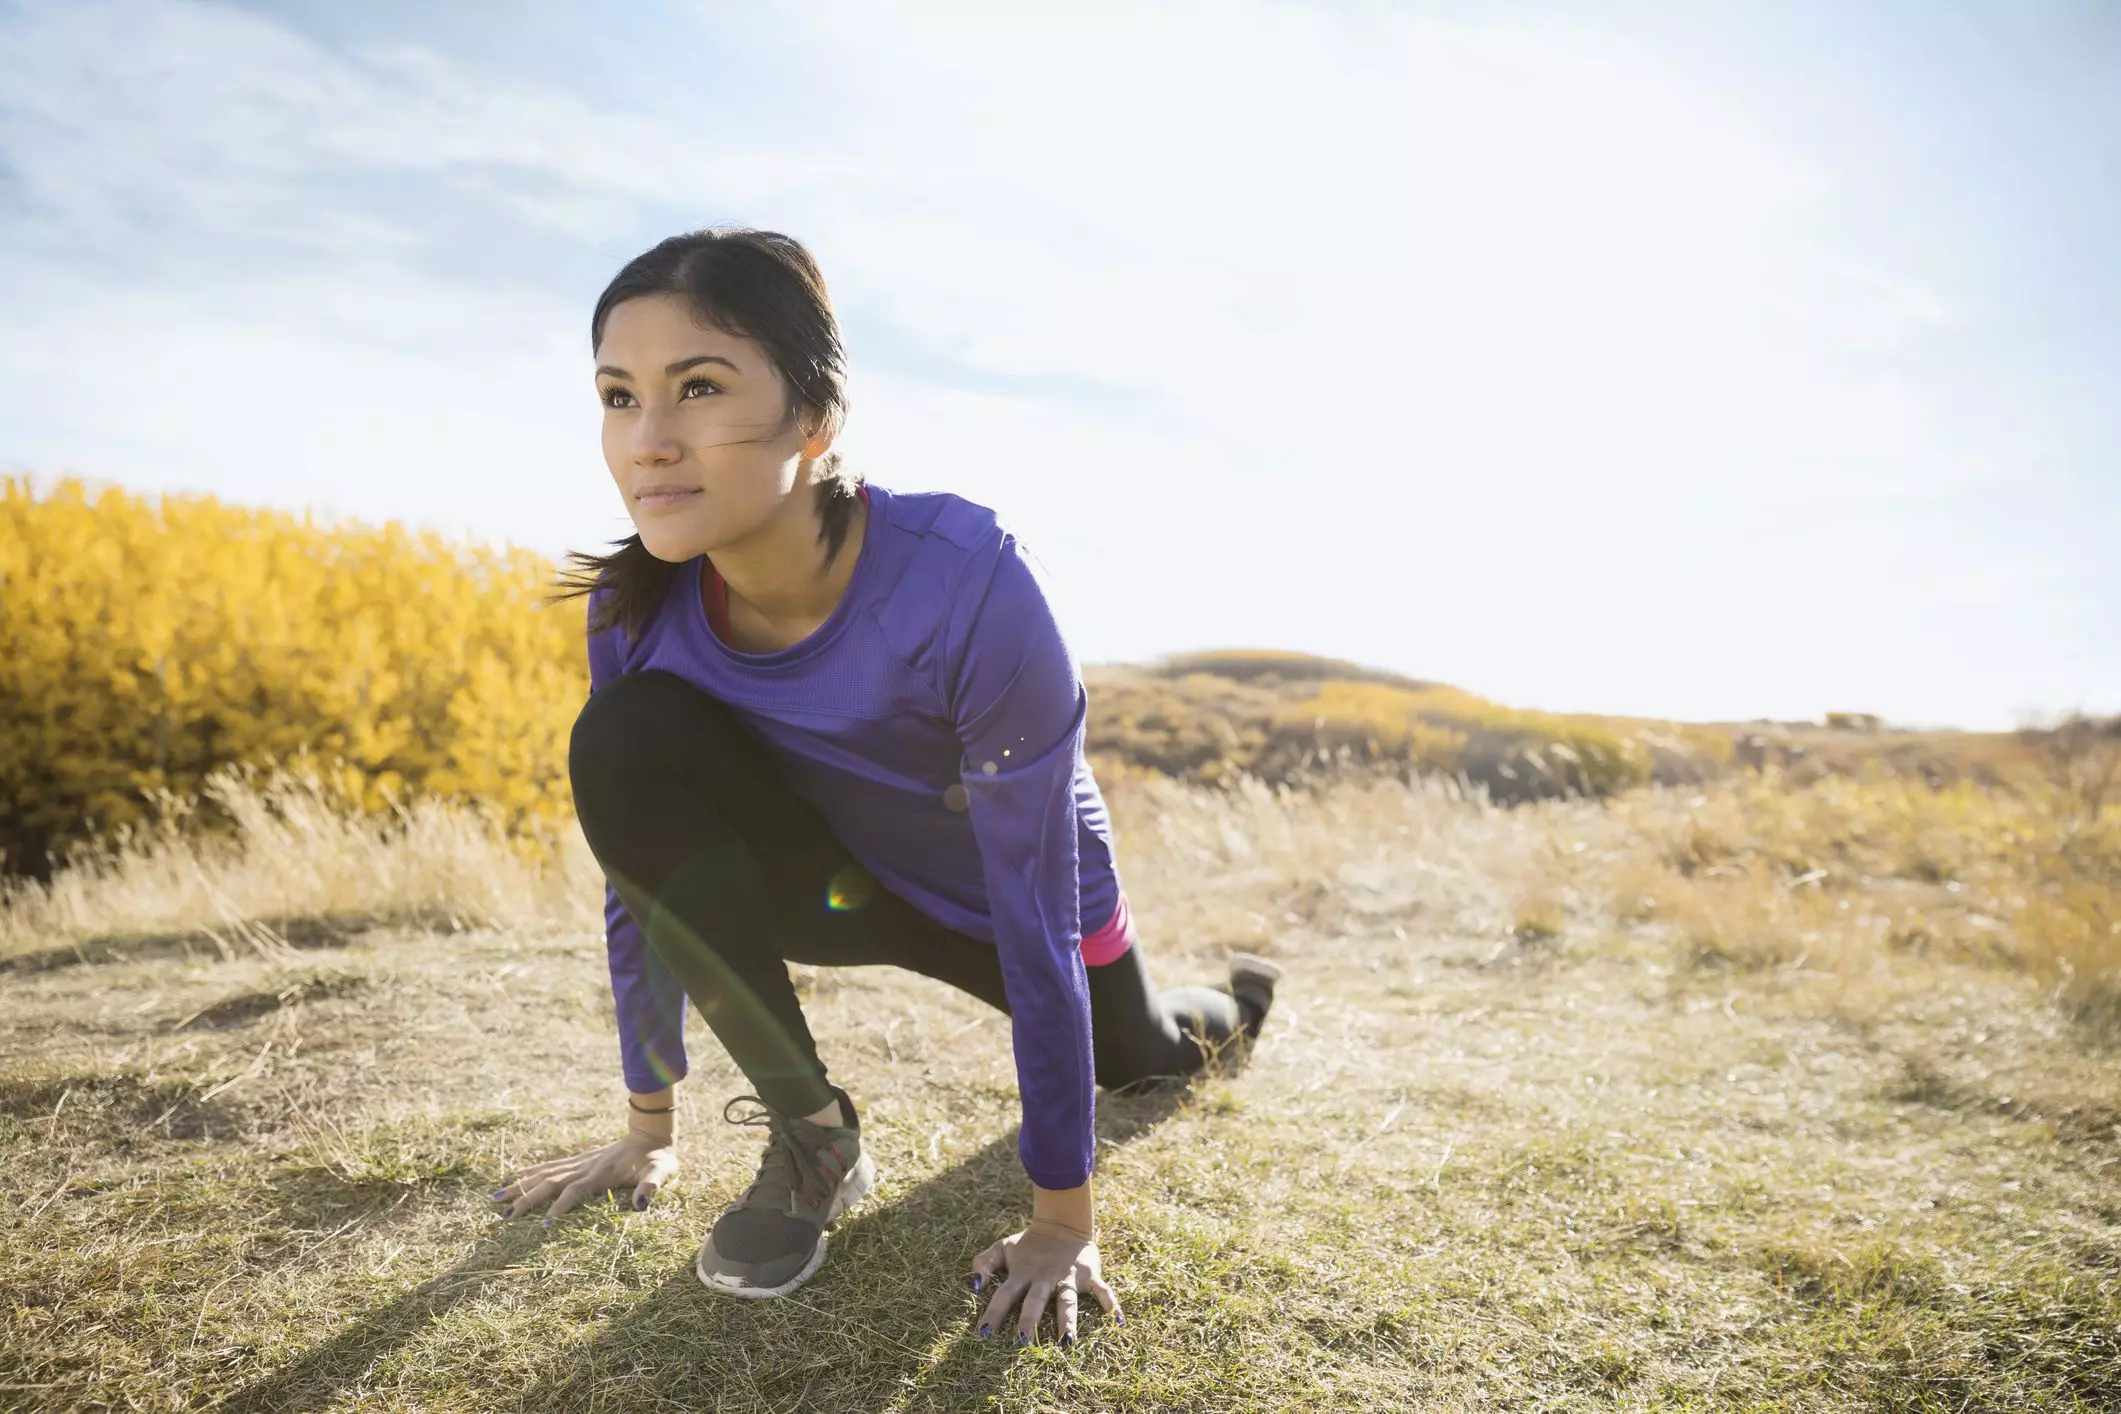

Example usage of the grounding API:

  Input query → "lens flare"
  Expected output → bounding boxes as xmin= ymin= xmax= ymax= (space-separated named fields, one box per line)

xmin=826 ymin=866 xmax=876 ymax=912
xmin=642 ymin=1046 xmax=684 ymax=1088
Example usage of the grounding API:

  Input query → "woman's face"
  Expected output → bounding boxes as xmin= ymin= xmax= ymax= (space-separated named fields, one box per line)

xmin=594 ymin=292 xmax=818 ymax=563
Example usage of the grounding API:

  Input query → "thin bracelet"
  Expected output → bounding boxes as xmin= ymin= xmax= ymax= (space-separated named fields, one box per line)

xmin=627 ymin=1097 xmax=677 ymax=1114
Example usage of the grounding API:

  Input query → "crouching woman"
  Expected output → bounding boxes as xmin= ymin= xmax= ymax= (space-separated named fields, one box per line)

xmin=499 ymin=226 xmax=1280 ymax=1347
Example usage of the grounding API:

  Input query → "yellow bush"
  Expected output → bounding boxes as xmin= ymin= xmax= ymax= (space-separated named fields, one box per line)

xmin=1272 ymin=681 xmax=1470 ymax=769
xmin=1825 ymin=710 xmax=1883 ymax=732
xmin=1271 ymin=680 xmax=1654 ymax=798
xmin=0 ymin=475 xmax=587 ymax=875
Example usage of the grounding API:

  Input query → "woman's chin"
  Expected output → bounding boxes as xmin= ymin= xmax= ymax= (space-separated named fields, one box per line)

xmin=635 ymin=526 xmax=711 ymax=563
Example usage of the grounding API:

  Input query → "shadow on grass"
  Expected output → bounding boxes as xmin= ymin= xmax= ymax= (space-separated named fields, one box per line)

xmin=223 ymin=1083 xmax=1189 ymax=1413
xmin=0 ymin=1068 xmax=253 ymax=1142
xmin=0 ymin=912 xmax=378 ymax=974
xmin=514 ymin=1083 xmax=1186 ymax=1412
xmin=218 ymin=1219 xmax=564 ymax=1414
xmin=162 ymin=969 xmax=375 ymax=1032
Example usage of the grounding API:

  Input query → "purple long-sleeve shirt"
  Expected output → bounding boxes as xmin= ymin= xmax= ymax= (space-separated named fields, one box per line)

xmin=584 ymin=481 xmax=1122 ymax=1189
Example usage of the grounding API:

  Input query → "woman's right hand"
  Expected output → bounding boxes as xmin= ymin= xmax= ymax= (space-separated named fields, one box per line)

xmin=492 ymin=1132 xmax=679 ymax=1221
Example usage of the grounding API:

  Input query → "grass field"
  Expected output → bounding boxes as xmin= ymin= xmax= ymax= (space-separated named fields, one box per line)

xmin=4 ymin=758 xmax=2119 ymax=1411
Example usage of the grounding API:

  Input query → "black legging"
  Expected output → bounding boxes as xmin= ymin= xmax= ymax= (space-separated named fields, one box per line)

xmin=568 ymin=668 xmax=1245 ymax=1121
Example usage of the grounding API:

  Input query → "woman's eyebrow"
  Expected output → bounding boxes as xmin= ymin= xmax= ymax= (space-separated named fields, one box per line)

xmin=595 ymin=354 xmax=742 ymax=381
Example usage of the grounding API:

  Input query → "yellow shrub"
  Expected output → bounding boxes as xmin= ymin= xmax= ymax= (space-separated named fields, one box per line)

xmin=0 ymin=476 xmax=587 ymax=875
xmin=1271 ymin=680 xmax=1654 ymax=798
xmin=1273 ymin=681 xmax=1469 ymax=767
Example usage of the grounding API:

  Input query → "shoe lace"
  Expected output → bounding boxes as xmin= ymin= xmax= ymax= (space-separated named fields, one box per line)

xmin=723 ymin=1095 xmax=833 ymax=1215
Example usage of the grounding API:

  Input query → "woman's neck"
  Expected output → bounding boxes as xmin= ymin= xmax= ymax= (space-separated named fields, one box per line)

xmin=710 ymin=481 xmax=867 ymax=645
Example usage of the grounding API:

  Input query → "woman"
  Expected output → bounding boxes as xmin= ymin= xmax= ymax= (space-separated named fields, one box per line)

xmin=499 ymin=227 xmax=1281 ymax=1348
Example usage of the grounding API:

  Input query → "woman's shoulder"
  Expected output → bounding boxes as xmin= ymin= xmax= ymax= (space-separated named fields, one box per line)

xmin=874 ymin=482 xmax=1060 ymax=605
xmin=864 ymin=483 xmax=1059 ymax=673
xmin=583 ymin=563 xmax=687 ymax=681
xmin=871 ymin=482 xmax=1009 ymax=556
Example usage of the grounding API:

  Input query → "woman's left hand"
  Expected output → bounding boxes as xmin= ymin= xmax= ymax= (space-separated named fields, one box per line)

xmin=969 ymin=1225 xmax=1121 ymax=1346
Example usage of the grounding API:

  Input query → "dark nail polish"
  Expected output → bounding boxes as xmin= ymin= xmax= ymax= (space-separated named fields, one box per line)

xmin=1062 ymin=1334 xmax=1075 ymax=1349
xmin=1115 ymin=1312 xmax=1125 ymax=1325
xmin=971 ymin=1275 xmax=983 ymax=1292
xmin=978 ymin=1324 xmax=990 ymax=1339
xmin=634 ymin=1193 xmax=648 ymax=1211
xmin=540 ymin=1217 xmax=552 ymax=1228
xmin=490 ymin=1189 xmax=507 ymax=1199
xmin=1016 ymin=1331 xmax=1030 ymax=1347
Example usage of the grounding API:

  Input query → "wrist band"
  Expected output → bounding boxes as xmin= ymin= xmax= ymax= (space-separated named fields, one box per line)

xmin=1026 ymin=1216 xmax=1096 ymax=1245
xmin=628 ymin=1097 xmax=676 ymax=1114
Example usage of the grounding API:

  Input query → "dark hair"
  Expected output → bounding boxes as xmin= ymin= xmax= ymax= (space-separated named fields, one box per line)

xmin=548 ymin=227 xmax=861 ymax=639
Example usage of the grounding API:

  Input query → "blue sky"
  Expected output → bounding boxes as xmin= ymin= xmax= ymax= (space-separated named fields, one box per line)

xmin=2 ymin=0 xmax=2114 ymax=728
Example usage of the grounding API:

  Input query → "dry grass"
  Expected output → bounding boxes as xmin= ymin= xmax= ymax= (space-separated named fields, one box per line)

xmin=0 ymin=760 xmax=589 ymax=965
xmin=1571 ymin=767 xmax=2121 ymax=1034
xmin=3 ymin=762 xmax=2118 ymax=1411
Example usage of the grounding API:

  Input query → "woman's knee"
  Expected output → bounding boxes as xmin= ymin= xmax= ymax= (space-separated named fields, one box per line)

xmin=1092 ymin=1035 xmax=1190 ymax=1091
xmin=1087 ymin=956 xmax=1233 ymax=1089
xmin=569 ymin=671 xmax=713 ymax=824
xmin=1089 ymin=1008 xmax=1193 ymax=1091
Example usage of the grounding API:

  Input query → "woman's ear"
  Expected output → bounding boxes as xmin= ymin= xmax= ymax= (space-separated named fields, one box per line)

xmin=801 ymin=412 xmax=838 ymax=462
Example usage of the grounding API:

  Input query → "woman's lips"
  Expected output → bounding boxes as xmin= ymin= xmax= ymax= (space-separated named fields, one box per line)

xmin=635 ymin=486 xmax=702 ymax=510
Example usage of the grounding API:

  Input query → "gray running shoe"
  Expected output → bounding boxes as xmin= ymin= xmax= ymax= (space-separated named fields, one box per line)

xmin=1227 ymin=952 xmax=1284 ymax=1040
xmin=695 ymin=1086 xmax=877 ymax=1299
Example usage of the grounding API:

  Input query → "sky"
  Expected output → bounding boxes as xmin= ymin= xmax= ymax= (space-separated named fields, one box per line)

xmin=1 ymin=0 xmax=2115 ymax=729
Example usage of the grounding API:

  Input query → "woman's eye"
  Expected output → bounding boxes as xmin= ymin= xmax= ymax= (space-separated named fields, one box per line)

xmin=597 ymin=382 xmax=712 ymax=407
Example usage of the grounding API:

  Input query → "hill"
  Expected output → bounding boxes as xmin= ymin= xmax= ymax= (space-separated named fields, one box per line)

xmin=1083 ymin=649 xmax=2081 ymax=804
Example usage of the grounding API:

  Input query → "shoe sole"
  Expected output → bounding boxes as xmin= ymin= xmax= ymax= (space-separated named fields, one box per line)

xmin=695 ymin=1149 xmax=879 ymax=1300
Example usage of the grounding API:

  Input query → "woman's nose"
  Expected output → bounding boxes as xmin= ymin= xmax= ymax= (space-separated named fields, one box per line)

xmin=633 ymin=408 xmax=680 ymax=465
